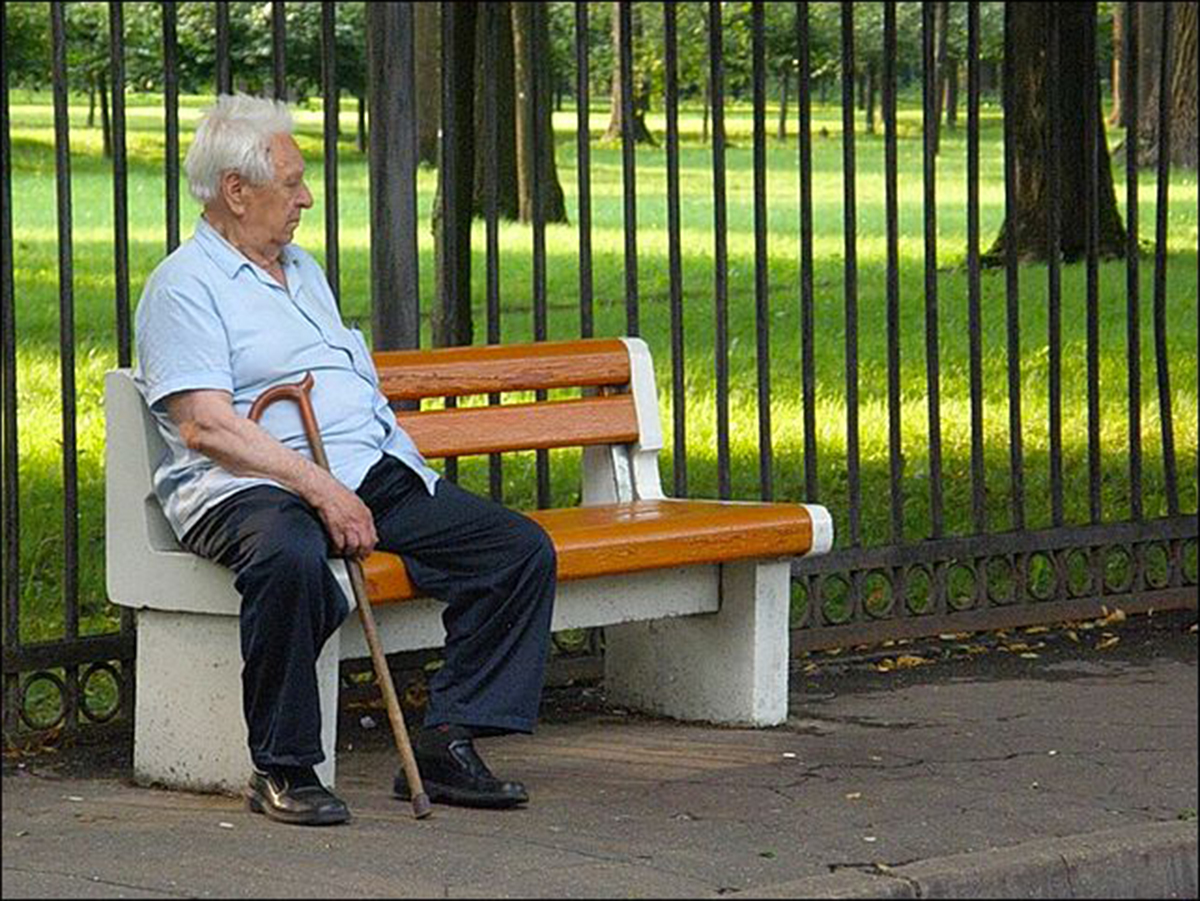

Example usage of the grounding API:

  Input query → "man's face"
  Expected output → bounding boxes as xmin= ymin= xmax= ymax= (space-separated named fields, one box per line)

xmin=242 ymin=133 xmax=313 ymax=248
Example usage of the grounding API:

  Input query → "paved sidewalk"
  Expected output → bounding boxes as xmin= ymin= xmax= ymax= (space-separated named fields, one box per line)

xmin=3 ymin=614 xmax=1197 ymax=898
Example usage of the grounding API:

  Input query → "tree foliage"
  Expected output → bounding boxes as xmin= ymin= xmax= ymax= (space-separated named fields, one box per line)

xmin=6 ymin=1 xmax=367 ymax=104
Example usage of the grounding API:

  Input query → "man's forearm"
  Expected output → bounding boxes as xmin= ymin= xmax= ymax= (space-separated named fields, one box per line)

xmin=180 ymin=412 xmax=331 ymax=503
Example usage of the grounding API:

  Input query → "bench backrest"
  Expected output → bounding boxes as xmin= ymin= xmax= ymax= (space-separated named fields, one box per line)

xmin=380 ymin=338 xmax=636 ymax=457
xmin=375 ymin=337 xmax=664 ymax=503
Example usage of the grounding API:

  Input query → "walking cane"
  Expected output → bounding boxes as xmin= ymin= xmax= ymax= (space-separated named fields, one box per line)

xmin=249 ymin=372 xmax=432 ymax=819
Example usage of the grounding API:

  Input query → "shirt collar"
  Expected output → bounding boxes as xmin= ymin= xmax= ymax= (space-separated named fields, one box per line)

xmin=194 ymin=216 xmax=296 ymax=280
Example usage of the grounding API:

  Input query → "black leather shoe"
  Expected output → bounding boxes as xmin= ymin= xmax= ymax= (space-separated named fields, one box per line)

xmin=395 ymin=733 xmax=529 ymax=809
xmin=245 ymin=770 xmax=350 ymax=826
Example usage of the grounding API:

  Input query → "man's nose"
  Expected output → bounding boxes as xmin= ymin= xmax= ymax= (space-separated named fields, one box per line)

xmin=299 ymin=184 xmax=314 ymax=208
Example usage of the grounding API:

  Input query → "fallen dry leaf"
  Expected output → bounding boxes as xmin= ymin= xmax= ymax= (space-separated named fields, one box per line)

xmin=1099 ymin=607 xmax=1127 ymax=627
xmin=1096 ymin=635 xmax=1121 ymax=650
xmin=876 ymin=654 xmax=933 ymax=672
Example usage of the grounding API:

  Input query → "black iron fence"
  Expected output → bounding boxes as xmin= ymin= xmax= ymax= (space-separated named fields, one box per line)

xmin=2 ymin=1 xmax=1196 ymax=743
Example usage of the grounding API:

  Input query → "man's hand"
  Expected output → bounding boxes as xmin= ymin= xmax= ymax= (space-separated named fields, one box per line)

xmin=306 ymin=472 xmax=378 ymax=560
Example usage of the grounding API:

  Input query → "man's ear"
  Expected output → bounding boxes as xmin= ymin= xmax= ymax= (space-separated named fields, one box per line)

xmin=220 ymin=170 xmax=247 ymax=216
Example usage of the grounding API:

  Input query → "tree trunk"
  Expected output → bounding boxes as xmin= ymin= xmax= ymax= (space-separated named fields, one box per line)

xmin=980 ymin=59 xmax=998 ymax=95
xmin=702 ymin=76 xmax=710 ymax=143
xmin=865 ymin=59 xmax=876 ymax=133
xmin=473 ymin=2 xmax=519 ymax=219
xmin=433 ymin=3 xmax=476 ymax=348
xmin=777 ymin=70 xmax=790 ymax=139
xmin=1137 ymin=2 xmax=1164 ymax=118
xmin=945 ymin=59 xmax=959 ymax=126
xmin=512 ymin=1 xmax=568 ymax=223
xmin=357 ymin=95 xmax=367 ymax=153
xmin=933 ymin=0 xmax=949 ymax=153
xmin=985 ymin=2 xmax=1127 ymax=264
xmin=1136 ymin=0 xmax=1198 ymax=169
xmin=1109 ymin=2 xmax=1127 ymax=125
xmin=603 ymin=1 xmax=655 ymax=143
xmin=87 ymin=79 xmax=96 ymax=128
xmin=415 ymin=2 xmax=440 ymax=166
xmin=100 ymin=72 xmax=111 ymax=159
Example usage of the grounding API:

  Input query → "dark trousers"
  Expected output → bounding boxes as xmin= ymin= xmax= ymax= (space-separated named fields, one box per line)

xmin=182 ymin=456 xmax=557 ymax=771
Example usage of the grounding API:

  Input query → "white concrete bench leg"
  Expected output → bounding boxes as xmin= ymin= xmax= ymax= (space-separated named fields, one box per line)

xmin=132 ymin=609 xmax=341 ymax=793
xmin=602 ymin=559 xmax=791 ymax=727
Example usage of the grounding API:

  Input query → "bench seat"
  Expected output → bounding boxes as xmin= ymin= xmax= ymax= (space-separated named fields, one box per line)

xmin=364 ymin=499 xmax=823 ymax=603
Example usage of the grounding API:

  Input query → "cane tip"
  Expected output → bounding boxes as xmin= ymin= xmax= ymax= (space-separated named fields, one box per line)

xmin=412 ymin=793 xmax=433 ymax=819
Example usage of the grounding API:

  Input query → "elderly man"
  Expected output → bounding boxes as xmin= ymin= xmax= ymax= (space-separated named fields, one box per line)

xmin=134 ymin=94 xmax=556 ymax=826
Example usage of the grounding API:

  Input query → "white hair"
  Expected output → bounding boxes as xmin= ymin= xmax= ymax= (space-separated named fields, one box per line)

xmin=184 ymin=94 xmax=295 ymax=204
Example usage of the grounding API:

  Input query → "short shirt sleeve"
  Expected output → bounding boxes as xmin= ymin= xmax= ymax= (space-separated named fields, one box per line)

xmin=136 ymin=275 xmax=234 ymax=412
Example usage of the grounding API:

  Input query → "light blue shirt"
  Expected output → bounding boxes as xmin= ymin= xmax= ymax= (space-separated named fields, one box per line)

xmin=134 ymin=217 xmax=439 ymax=540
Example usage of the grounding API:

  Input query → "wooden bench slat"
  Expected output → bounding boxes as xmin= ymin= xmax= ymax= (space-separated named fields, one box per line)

xmin=375 ymin=338 xmax=632 ymax=400
xmin=362 ymin=500 xmax=817 ymax=604
xmin=396 ymin=394 xmax=639 ymax=458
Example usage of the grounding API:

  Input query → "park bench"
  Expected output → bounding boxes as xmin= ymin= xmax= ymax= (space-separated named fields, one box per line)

xmin=106 ymin=337 xmax=832 ymax=793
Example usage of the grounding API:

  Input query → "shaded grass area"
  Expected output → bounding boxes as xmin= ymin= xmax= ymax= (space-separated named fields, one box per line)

xmin=7 ymin=95 xmax=1198 ymax=645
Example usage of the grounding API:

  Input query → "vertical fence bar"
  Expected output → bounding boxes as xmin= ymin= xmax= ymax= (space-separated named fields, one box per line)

xmin=216 ymin=1 xmax=232 ymax=95
xmin=1047 ymin=4 xmax=1064 ymax=527
xmin=486 ymin=3 xmax=503 ymax=502
xmin=664 ymin=2 xmax=687 ymax=498
xmin=272 ymin=1 xmax=287 ymax=102
xmin=51 ymin=3 xmax=80 ymax=733
xmin=575 ymin=2 xmax=594 ymax=340
xmin=530 ymin=2 xmax=550 ymax=508
xmin=922 ymin=1 xmax=944 ymax=538
xmin=1124 ymin=1 xmax=1142 ymax=520
xmin=1152 ymin=1 xmax=1179 ymax=517
xmin=1085 ymin=2 xmax=1102 ymax=524
xmin=110 ymin=2 xmax=131 ymax=367
xmin=439 ymin=3 xmax=464 ymax=486
xmin=1 ymin=0 xmax=22 ymax=739
xmin=884 ymin=1 xmax=902 ymax=543
xmin=840 ymin=2 xmax=859 ymax=542
xmin=618 ymin=1 xmax=639 ymax=337
xmin=162 ymin=1 xmax=180 ymax=253
xmin=966 ymin=0 xmax=985 ymax=534
xmin=109 ymin=0 xmax=136 ymax=653
xmin=1002 ymin=1 xmax=1024 ymax=531
xmin=321 ymin=1 xmax=339 ymax=304
xmin=753 ymin=1 xmax=773 ymax=502
xmin=709 ymin=0 xmax=731 ymax=500
xmin=796 ymin=1 xmax=818 ymax=505
xmin=367 ymin=2 xmax=420 ymax=351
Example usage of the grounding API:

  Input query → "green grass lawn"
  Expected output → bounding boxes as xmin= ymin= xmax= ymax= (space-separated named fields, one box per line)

xmin=7 ymin=92 xmax=1198 ymax=644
